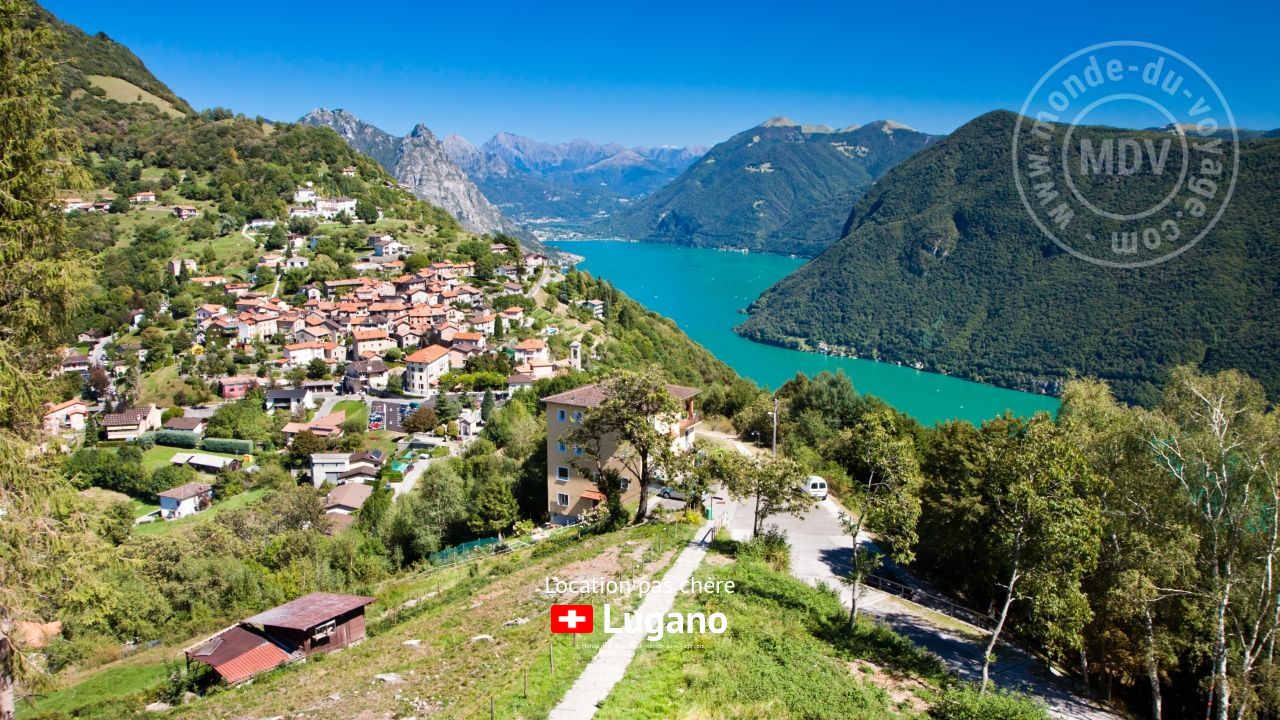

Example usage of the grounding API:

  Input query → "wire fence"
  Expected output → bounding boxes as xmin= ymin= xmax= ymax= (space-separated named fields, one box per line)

xmin=862 ymin=573 xmax=993 ymax=631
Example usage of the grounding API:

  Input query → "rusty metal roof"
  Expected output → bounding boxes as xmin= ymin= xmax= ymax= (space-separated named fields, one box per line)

xmin=186 ymin=625 xmax=291 ymax=685
xmin=243 ymin=592 xmax=374 ymax=631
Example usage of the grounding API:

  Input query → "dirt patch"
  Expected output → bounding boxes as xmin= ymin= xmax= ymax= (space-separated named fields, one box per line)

xmin=847 ymin=659 xmax=931 ymax=714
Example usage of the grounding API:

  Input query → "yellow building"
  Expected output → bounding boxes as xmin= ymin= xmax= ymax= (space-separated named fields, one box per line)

xmin=542 ymin=382 xmax=700 ymax=525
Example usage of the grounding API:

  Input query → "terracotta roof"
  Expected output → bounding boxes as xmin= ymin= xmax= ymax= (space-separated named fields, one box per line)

xmin=187 ymin=625 xmax=291 ymax=684
xmin=44 ymin=398 xmax=86 ymax=416
xmin=243 ymin=592 xmax=375 ymax=631
xmin=405 ymin=344 xmax=449 ymax=364
xmin=352 ymin=328 xmax=389 ymax=341
xmin=541 ymin=383 xmax=700 ymax=409
xmin=514 ymin=338 xmax=546 ymax=350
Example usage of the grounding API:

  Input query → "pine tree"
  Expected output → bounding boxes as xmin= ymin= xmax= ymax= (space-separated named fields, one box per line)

xmin=0 ymin=3 xmax=97 ymax=716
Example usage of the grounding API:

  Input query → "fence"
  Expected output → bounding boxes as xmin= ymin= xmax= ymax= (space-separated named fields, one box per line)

xmin=862 ymin=573 xmax=993 ymax=631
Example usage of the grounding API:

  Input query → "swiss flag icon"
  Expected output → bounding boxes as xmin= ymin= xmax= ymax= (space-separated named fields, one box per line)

xmin=550 ymin=604 xmax=594 ymax=634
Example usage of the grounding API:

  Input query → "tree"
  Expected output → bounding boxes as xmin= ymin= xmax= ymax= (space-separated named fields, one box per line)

xmin=0 ymin=5 xmax=97 ymax=712
xmin=829 ymin=409 xmax=922 ymax=623
xmin=289 ymin=431 xmax=328 ymax=468
xmin=975 ymin=414 xmax=1101 ymax=692
xmin=564 ymin=369 xmax=684 ymax=524
xmin=355 ymin=198 xmax=378 ymax=224
xmin=1058 ymin=379 xmax=1197 ymax=720
xmin=467 ymin=477 xmax=519 ymax=535
xmin=480 ymin=389 xmax=495 ymax=422
xmin=401 ymin=407 xmax=438 ymax=435
xmin=306 ymin=358 xmax=328 ymax=380
xmin=705 ymin=448 xmax=812 ymax=536
xmin=1148 ymin=368 xmax=1280 ymax=720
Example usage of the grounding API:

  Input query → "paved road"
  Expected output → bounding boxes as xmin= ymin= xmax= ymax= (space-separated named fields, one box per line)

xmin=723 ymin=498 xmax=1124 ymax=720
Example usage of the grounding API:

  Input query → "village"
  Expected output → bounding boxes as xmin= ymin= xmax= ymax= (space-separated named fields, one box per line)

xmin=40 ymin=176 xmax=620 ymax=538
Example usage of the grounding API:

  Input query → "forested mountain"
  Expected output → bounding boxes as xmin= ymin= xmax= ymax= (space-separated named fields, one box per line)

xmin=604 ymin=117 xmax=939 ymax=256
xmin=443 ymin=132 xmax=704 ymax=227
xmin=300 ymin=108 xmax=524 ymax=239
xmin=737 ymin=110 xmax=1280 ymax=405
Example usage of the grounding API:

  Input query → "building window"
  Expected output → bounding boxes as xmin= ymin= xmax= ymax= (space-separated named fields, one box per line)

xmin=556 ymin=466 xmax=569 ymax=481
xmin=557 ymin=441 xmax=567 ymax=453
xmin=574 ymin=446 xmax=583 ymax=456
xmin=557 ymin=409 xmax=567 ymax=422
xmin=573 ymin=411 xmax=583 ymax=423
xmin=556 ymin=492 xmax=570 ymax=507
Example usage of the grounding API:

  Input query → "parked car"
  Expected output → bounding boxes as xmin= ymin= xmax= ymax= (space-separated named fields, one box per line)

xmin=797 ymin=475 xmax=828 ymax=500
xmin=655 ymin=485 xmax=687 ymax=501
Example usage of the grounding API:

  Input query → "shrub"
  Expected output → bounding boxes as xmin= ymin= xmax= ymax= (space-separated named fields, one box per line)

xmin=133 ymin=432 xmax=156 ymax=450
xmin=929 ymin=687 xmax=1050 ymax=720
xmin=738 ymin=525 xmax=791 ymax=572
xmin=155 ymin=430 xmax=199 ymax=448
xmin=202 ymin=437 xmax=253 ymax=454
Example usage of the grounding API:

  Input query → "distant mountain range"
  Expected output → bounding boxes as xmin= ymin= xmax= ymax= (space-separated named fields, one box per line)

xmin=737 ymin=110 xmax=1280 ymax=404
xmin=602 ymin=117 xmax=940 ymax=256
xmin=443 ymin=133 xmax=705 ymax=228
xmin=300 ymin=108 xmax=521 ymax=239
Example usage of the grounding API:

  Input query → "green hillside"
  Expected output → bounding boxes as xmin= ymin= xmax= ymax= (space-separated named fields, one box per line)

xmin=604 ymin=119 xmax=938 ymax=256
xmin=737 ymin=111 xmax=1280 ymax=405
xmin=31 ymin=3 xmax=193 ymax=113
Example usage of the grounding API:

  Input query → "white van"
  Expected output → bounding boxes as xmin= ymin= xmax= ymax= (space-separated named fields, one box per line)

xmin=800 ymin=475 xmax=828 ymax=500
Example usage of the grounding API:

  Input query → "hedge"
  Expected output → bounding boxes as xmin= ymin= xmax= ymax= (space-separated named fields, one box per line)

xmin=155 ymin=430 xmax=199 ymax=449
xmin=201 ymin=437 xmax=254 ymax=454
xmin=133 ymin=432 xmax=156 ymax=450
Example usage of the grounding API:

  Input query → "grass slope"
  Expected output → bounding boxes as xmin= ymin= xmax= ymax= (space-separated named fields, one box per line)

xmin=83 ymin=75 xmax=181 ymax=117
xmin=595 ymin=543 xmax=949 ymax=719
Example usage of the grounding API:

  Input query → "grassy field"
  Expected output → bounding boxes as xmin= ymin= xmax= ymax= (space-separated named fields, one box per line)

xmin=26 ymin=521 xmax=696 ymax=718
xmin=593 ymin=540 xmax=951 ymax=719
xmin=139 ymin=445 xmax=246 ymax=472
xmin=139 ymin=364 xmax=186 ymax=407
xmin=333 ymin=399 xmax=369 ymax=426
xmin=17 ymin=661 xmax=169 ymax=719
xmin=84 ymin=75 xmax=183 ymax=117
xmin=132 ymin=486 xmax=268 ymax=537
xmin=158 ymin=522 xmax=696 ymax=719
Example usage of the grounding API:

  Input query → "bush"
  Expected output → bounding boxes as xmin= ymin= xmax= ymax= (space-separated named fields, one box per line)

xmin=133 ymin=432 xmax=156 ymax=450
xmin=738 ymin=525 xmax=791 ymax=572
xmin=929 ymin=687 xmax=1049 ymax=720
xmin=202 ymin=437 xmax=253 ymax=454
xmin=155 ymin=430 xmax=199 ymax=448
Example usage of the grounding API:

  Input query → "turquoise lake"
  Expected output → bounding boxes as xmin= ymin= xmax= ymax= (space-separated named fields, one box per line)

xmin=554 ymin=239 xmax=1060 ymax=426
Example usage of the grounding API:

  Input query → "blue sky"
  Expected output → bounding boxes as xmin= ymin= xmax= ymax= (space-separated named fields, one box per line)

xmin=44 ymin=0 xmax=1280 ymax=147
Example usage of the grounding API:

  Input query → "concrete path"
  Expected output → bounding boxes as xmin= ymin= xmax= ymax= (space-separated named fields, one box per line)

xmin=548 ymin=520 xmax=722 ymax=719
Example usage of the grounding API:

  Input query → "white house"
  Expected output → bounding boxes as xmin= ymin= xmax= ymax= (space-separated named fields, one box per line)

xmin=403 ymin=344 xmax=450 ymax=396
xmin=293 ymin=187 xmax=317 ymax=203
xmin=158 ymin=482 xmax=213 ymax=520
xmin=285 ymin=256 xmax=310 ymax=270
xmin=512 ymin=338 xmax=549 ymax=364
xmin=315 ymin=196 xmax=357 ymax=219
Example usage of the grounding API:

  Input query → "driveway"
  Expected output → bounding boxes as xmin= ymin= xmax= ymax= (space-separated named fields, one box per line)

xmin=723 ymin=498 xmax=1125 ymax=719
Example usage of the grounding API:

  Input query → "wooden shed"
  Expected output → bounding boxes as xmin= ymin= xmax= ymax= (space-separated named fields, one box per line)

xmin=241 ymin=592 xmax=374 ymax=655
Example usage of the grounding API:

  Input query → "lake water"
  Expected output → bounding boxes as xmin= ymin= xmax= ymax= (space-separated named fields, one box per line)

xmin=554 ymin=239 xmax=1059 ymax=426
